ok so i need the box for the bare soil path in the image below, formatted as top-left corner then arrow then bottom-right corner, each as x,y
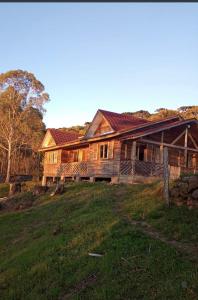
113,188 -> 198,262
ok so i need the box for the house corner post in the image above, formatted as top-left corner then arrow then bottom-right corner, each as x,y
163,147 -> 170,207
160,131 -> 164,164
42,176 -> 47,186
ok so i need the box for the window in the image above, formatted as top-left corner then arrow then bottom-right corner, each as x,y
100,144 -> 108,159
46,151 -> 58,164
73,151 -> 78,162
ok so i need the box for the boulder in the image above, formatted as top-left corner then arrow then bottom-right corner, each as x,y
170,187 -> 180,198
170,175 -> 198,208
177,182 -> 188,197
188,176 -> 198,192
175,199 -> 185,207
192,189 -> 198,200
187,198 -> 194,207
181,176 -> 192,183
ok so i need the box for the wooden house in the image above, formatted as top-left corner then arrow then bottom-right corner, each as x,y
39,109 -> 198,185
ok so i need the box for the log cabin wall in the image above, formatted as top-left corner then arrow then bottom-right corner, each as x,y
61,147 -> 89,163
43,139 -> 122,179
88,139 -> 121,177
43,149 -> 62,177
94,118 -> 112,136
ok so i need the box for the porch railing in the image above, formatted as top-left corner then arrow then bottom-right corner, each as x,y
120,160 -> 197,179
57,162 -> 88,177
120,160 -> 164,177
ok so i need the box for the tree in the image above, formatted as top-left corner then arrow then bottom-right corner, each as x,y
0,70 -> 49,182
178,106 -> 198,120
148,108 -> 178,121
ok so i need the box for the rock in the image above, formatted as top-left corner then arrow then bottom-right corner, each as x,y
188,176 -> 198,192
33,185 -> 48,196
177,182 -> 188,197
9,182 -> 21,196
52,224 -> 63,235
181,281 -> 187,289
181,176 -> 191,183
192,189 -> 198,200
174,197 -> 186,206
171,176 -> 198,209
170,187 -> 180,198
187,198 -> 194,207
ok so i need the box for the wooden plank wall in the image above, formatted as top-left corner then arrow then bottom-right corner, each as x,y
88,140 -> 121,177
43,139 -> 122,178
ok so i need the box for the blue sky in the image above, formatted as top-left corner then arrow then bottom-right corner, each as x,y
0,3 -> 198,128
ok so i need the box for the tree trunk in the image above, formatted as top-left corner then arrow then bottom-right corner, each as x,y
5,143 -> 11,183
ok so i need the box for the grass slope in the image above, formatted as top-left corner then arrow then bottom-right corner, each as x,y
0,182 -> 197,300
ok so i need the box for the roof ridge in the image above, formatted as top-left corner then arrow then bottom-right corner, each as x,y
99,109 -> 148,121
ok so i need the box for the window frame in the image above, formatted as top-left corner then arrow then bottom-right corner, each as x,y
46,151 -> 58,164
99,143 -> 108,160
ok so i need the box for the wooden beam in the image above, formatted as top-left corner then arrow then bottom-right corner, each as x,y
140,138 -> 198,153
184,127 -> 188,167
163,147 -> 170,207
171,129 -> 186,145
131,141 -> 137,160
188,132 -> 198,149
160,131 -> 164,164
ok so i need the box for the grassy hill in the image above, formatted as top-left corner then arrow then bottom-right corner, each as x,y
0,181 -> 198,300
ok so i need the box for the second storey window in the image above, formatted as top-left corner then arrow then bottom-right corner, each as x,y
46,151 -> 58,164
100,144 -> 108,159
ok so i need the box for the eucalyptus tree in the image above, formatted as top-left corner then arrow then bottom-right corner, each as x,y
0,70 -> 50,182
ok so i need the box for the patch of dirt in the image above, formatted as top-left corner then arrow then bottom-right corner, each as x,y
0,193 -> 36,213
60,273 -> 97,300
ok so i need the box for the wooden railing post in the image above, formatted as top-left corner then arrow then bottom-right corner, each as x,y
163,147 -> 170,207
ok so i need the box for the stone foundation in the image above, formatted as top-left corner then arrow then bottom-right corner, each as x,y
170,175 -> 198,208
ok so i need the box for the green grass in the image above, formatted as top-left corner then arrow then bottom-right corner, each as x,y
118,181 -> 198,243
0,183 -> 9,197
0,182 -> 198,300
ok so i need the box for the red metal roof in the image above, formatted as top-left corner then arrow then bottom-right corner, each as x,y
48,128 -> 81,145
99,109 -> 149,131
40,110 -> 193,151
120,119 -> 196,141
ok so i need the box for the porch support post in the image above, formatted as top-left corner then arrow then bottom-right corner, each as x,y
192,154 -> 196,171
184,127 -> 188,167
160,131 -> 164,164
131,141 -> 137,160
163,147 -> 170,207
131,141 -> 136,177
42,176 -> 47,186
